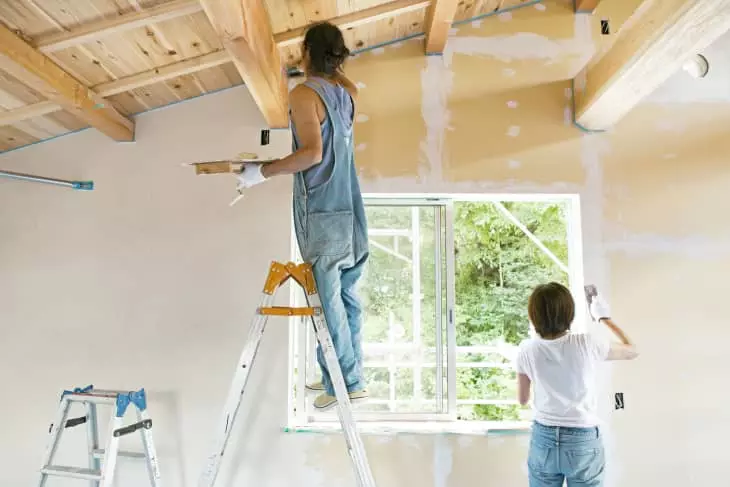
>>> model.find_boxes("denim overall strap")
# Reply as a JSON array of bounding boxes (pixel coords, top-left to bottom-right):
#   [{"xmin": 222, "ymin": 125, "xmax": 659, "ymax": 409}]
[{"xmin": 292, "ymin": 77, "xmax": 363, "ymax": 261}]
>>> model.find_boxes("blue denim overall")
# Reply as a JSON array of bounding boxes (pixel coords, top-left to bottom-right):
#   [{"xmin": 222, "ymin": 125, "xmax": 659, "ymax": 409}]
[{"xmin": 292, "ymin": 77, "xmax": 369, "ymax": 397}]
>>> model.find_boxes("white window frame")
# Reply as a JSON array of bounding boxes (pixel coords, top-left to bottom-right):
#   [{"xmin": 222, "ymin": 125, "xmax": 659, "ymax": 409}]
[{"xmin": 287, "ymin": 193, "xmax": 584, "ymax": 430}]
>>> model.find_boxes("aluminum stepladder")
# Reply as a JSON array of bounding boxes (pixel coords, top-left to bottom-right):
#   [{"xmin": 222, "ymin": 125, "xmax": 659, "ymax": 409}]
[
  {"xmin": 199, "ymin": 261, "xmax": 377, "ymax": 487},
  {"xmin": 38, "ymin": 385, "xmax": 161, "ymax": 487}
]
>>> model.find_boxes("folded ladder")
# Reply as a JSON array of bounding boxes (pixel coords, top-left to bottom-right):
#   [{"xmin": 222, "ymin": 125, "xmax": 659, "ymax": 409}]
[
  {"xmin": 199, "ymin": 261, "xmax": 377, "ymax": 487},
  {"xmin": 38, "ymin": 385, "xmax": 162, "ymax": 487}
]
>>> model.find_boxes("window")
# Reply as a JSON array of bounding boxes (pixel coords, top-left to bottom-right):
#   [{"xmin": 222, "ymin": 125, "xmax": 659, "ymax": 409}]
[{"xmin": 288, "ymin": 195, "xmax": 584, "ymax": 428}]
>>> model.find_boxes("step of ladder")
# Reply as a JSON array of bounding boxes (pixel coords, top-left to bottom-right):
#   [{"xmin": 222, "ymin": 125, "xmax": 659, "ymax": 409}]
[
  {"xmin": 41, "ymin": 465, "xmax": 102, "ymax": 481},
  {"xmin": 38, "ymin": 385, "xmax": 162, "ymax": 487},
  {"xmin": 91, "ymin": 448, "xmax": 147, "ymax": 459}
]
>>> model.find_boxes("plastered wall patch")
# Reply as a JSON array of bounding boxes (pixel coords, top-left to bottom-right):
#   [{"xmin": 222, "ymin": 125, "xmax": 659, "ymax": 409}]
[
  {"xmin": 356, "ymin": 143, "xmax": 367, "ymax": 152},
  {"xmin": 419, "ymin": 55, "xmax": 453, "ymax": 181},
  {"xmin": 471, "ymin": 20, "xmax": 482, "ymax": 28},
  {"xmin": 503, "ymin": 68, "xmax": 517, "ymax": 77},
  {"xmin": 372, "ymin": 47, "xmax": 386, "ymax": 55},
  {"xmin": 356, "ymin": 114, "xmax": 370, "ymax": 123},
  {"xmin": 535, "ymin": 3, "xmax": 547, "ymax": 11},
  {"xmin": 356, "ymin": 82, "xmax": 367, "ymax": 89},
  {"xmin": 433, "ymin": 436, "xmax": 453, "ymax": 487},
  {"xmin": 446, "ymin": 33, "xmax": 592, "ymax": 65},
  {"xmin": 508, "ymin": 159, "xmax": 522, "ymax": 169},
  {"xmin": 507, "ymin": 125, "xmax": 521, "ymax": 137},
  {"xmin": 507, "ymin": 100, "xmax": 519, "ymax": 108}
]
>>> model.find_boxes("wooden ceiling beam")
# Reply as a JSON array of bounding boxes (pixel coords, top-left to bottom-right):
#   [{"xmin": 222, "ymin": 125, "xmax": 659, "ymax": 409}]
[
  {"xmin": 35, "ymin": 0, "xmax": 203, "ymax": 54},
  {"xmin": 574, "ymin": 0, "xmax": 730, "ymax": 131},
  {"xmin": 424, "ymin": 0, "xmax": 460, "ymax": 54},
  {"xmin": 575, "ymin": 0, "xmax": 601, "ymax": 13},
  {"xmin": 0, "ymin": 23, "xmax": 134, "ymax": 141},
  {"xmin": 200, "ymin": 0, "xmax": 288, "ymax": 128},
  {"xmin": 0, "ymin": 50, "xmax": 232, "ymax": 127},
  {"xmin": 275, "ymin": 0, "xmax": 431, "ymax": 47}
]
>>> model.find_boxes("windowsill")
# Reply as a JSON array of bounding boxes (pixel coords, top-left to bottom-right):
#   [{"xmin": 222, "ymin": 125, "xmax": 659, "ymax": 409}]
[{"xmin": 283, "ymin": 420, "xmax": 532, "ymax": 436}]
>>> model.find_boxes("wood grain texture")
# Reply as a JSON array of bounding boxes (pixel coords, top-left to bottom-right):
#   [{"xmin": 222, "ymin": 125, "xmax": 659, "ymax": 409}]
[
  {"xmin": 35, "ymin": 0, "xmax": 204, "ymax": 53},
  {"xmin": 0, "ymin": 23, "xmax": 134, "ymax": 141},
  {"xmin": 575, "ymin": 0, "xmax": 600, "ymax": 13},
  {"xmin": 201, "ymin": 0, "xmax": 288, "ymax": 128},
  {"xmin": 424, "ymin": 0, "xmax": 460, "ymax": 53},
  {"xmin": 575, "ymin": 0, "xmax": 730, "ymax": 130}
]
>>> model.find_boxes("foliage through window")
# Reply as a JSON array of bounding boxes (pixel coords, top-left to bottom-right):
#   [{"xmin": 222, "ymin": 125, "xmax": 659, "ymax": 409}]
[{"xmin": 290, "ymin": 197, "xmax": 580, "ymax": 425}]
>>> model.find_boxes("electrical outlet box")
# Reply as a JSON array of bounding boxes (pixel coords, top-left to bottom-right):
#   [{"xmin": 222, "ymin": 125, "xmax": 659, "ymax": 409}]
[{"xmin": 614, "ymin": 392, "xmax": 624, "ymax": 410}]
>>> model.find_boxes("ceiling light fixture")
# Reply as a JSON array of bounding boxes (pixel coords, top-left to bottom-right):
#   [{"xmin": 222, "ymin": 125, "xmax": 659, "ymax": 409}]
[{"xmin": 682, "ymin": 54, "xmax": 710, "ymax": 79}]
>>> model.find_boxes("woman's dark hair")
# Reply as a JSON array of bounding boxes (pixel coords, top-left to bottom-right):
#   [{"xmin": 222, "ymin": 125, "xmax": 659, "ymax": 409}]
[
  {"xmin": 527, "ymin": 282, "xmax": 575, "ymax": 339},
  {"xmin": 303, "ymin": 22, "xmax": 350, "ymax": 76}
]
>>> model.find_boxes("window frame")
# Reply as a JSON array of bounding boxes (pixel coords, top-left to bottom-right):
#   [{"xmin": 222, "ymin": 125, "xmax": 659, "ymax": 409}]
[{"xmin": 288, "ymin": 194, "xmax": 584, "ymax": 429}]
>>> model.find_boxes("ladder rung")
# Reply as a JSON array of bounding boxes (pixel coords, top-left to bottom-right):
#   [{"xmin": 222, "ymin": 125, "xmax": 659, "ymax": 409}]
[
  {"xmin": 92, "ymin": 448, "xmax": 146, "ymax": 459},
  {"xmin": 65, "ymin": 392, "xmax": 117, "ymax": 404},
  {"xmin": 258, "ymin": 306, "xmax": 316, "ymax": 316},
  {"xmin": 41, "ymin": 466, "xmax": 102, "ymax": 481}
]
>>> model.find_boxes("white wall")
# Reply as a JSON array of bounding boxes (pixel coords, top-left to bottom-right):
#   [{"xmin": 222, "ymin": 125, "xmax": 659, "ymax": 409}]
[{"xmin": 0, "ymin": 86, "xmax": 299, "ymax": 486}]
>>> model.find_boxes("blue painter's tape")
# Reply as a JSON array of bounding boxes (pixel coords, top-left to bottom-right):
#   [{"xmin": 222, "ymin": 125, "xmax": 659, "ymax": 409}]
[
  {"xmin": 570, "ymin": 79, "xmax": 606, "ymax": 134},
  {"xmin": 453, "ymin": 0, "xmax": 544, "ymax": 26},
  {"xmin": 72, "ymin": 181, "xmax": 94, "ymax": 191},
  {"xmin": 350, "ymin": 32, "xmax": 425, "ymax": 57},
  {"xmin": 62, "ymin": 384, "xmax": 94, "ymax": 399}
]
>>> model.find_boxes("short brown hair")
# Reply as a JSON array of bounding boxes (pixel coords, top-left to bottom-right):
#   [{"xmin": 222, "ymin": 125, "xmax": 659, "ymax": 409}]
[{"xmin": 528, "ymin": 282, "xmax": 575, "ymax": 339}]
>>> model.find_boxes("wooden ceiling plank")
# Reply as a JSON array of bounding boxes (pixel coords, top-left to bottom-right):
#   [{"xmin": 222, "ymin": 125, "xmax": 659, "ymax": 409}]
[
  {"xmin": 0, "ymin": 50, "xmax": 232, "ymax": 127},
  {"xmin": 0, "ymin": 101, "xmax": 60, "ymax": 125},
  {"xmin": 575, "ymin": 0, "xmax": 601, "ymax": 13},
  {"xmin": 35, "ymin": 0, "xmax": 204, "ymax": 53},
  {"xmin": 0, "ymin": 23, "xmax": 134, "ymax": 141},
  {"xmin": 96, "ymin": 49, "xmax": 232, "ymax": 97},
  {"xmin": 574, "ymin": 0, "xmax": 730, "ymax": 131},
  {"xmin": 275, "ymin": 0, "xmax": 431, "ymax": 48},
  {"xmin": 424, "ymin": 0, "xmax": 459, "ymax": 54},
  {"xmin": 200, "ymin": 0, "xmax": 288, "ymax": 128}
]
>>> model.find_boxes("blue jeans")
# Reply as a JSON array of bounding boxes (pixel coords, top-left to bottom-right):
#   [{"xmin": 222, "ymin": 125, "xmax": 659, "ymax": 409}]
[
  {"xmin": 312, "ymin": 251, "xmax": 368, "ymax": 397},
  {"xmin": 528, "ymin": 422, "xmax": 605, "ymax": 487}
]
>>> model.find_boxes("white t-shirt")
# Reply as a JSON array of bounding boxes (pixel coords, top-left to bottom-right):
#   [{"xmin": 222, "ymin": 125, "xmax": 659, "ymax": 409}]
[{"xmin": 515, "ymin": 332, "xmax": 610, "ymax": 428}]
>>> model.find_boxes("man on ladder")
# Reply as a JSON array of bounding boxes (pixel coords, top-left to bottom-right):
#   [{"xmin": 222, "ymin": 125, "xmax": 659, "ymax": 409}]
[
  {"xmin": 200, "ymin": 20, "xmax": 377, "ymax": 487},
  {"xmin": 237, "ymin": 21, "xmax": 369, "ymax": 411}
]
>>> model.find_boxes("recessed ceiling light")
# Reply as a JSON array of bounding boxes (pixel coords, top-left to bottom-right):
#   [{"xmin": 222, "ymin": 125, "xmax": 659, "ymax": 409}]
[{"xmin": 682, "ymin": 54, "xmax": 710, "ymax": 79}]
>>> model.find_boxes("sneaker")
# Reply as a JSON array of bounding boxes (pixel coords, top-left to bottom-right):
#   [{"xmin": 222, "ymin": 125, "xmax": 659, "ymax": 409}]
[
  {"xmin": 305, "ymin": 381, "xmax": 325, "ymax": 392},
  {"xmin": 313, "ymin": 389, "xmax": 369, "ymax": 412}
]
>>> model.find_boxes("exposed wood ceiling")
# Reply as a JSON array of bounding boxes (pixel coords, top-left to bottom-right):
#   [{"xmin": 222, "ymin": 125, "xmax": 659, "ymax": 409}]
[
  {"xmin": 2, "ymin": 0, "xmax": 725, "ymax": 154},
  {"xmin": 0, "ymin": 0, "xmax": 540, "ymax": 152}
]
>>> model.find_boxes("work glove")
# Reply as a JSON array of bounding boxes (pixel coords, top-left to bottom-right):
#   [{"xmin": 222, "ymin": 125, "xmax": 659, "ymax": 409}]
[
  {"xmin": 589, "ymin": 294, "xmax": 611, "ymax": 322},
  {"xmin": 235, "ymin": 163, "xmax": 266, "ymax": 190}
]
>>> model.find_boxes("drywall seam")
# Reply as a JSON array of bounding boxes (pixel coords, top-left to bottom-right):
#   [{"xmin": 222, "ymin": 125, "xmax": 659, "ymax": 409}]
[
  {"xmin": 419, "ymin": 55, "xmax": 452, "ymax": 182},
  {"xmin": 603, "ymin": 231, "xmax": 730, "ymax": 258},
  {"xmin": 444, "ymin": 32, "xmax": 593, "ymax": 67},
  {"xmin": 433, "ymin": 436, "xmax": 453, "ymax": 487}
]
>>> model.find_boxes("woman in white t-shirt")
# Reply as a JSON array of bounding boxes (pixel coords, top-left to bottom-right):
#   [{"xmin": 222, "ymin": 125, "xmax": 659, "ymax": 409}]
[{"xmin": 515, "ymin": 282, "xmax": 638, "ymax": 487}]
